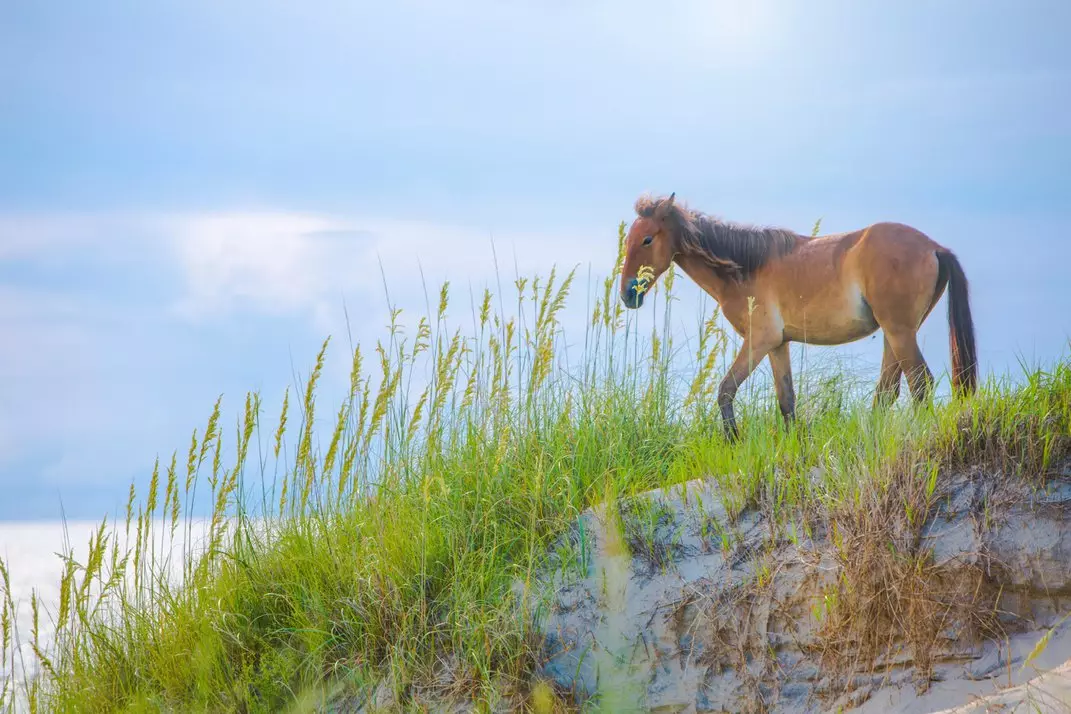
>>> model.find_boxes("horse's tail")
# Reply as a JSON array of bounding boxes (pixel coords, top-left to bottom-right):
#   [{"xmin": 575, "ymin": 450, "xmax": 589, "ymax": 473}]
[{"xmin": 937, "ymin": 250, "xmax": 978, "ymax": 395}]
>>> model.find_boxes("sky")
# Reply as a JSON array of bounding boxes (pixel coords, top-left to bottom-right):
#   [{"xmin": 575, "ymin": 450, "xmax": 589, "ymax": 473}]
[{"xmin": 1, "ymin": 0, "xmax": 1070, "ymax": 520}]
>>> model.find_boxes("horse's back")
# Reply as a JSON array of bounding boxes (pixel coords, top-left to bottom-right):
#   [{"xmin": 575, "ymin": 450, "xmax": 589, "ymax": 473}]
[{"xmin": 854, "ymin": 221, "xmax": 943, "ymax": 251}]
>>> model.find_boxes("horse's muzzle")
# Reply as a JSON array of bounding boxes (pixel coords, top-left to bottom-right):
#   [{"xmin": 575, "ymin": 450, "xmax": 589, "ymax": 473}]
[{"xmin": 621, "ymin": 278, "xmax": 645, "ymax": 309}]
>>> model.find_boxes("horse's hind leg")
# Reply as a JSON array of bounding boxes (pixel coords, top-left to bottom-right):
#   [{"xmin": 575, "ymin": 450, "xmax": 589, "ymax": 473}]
[
  {"xmin": 860, "ymin": 236, "xmax": 941, "ymax": 405},
  {"xmin": 883, "ymin": 329, "xmax": 934, "ymax": 403},
  {"xmin": 768, "ymin": 342, "xmax": 796, "ymax": 424},
  {"xmin": 872, "ymin": 336, "xmax": 903, "ymax": 409}
]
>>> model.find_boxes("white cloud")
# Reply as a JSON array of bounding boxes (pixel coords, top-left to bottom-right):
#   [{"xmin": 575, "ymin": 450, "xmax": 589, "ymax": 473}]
[
  {"xmin": 168, "ymin": 211, "xmax": 368, "ymax": 325},
  {"xmin": 165, "ymin": 209, "xmax": 617, "ymax": 335}
]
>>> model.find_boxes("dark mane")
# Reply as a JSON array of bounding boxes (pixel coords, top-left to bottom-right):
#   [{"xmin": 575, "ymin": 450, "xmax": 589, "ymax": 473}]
[{"xmin": 636, "ymin": 194, "xmax": 801, "ymax": 281}]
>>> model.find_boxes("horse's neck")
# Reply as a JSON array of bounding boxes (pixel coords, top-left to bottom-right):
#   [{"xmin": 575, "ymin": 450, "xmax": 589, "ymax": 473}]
[
  {"xmin": 673, "ymin": 253, "xmax": 735, "ymax": 303},
  {"xmin": 673, "ymin": 252, "xmax": 758, "ymax": 333}
]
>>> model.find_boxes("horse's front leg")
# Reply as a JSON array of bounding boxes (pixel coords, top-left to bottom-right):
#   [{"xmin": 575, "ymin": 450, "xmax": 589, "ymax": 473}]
[{"xmin": 717, "ymin": 339, "xmax": 774, "ymax": 442}]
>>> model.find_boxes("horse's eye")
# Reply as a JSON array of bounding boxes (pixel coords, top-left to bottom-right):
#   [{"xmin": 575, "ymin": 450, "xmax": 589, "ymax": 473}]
[{"xmin": 642, "ymin": 235, "xmax": 654, "ymax": 246}]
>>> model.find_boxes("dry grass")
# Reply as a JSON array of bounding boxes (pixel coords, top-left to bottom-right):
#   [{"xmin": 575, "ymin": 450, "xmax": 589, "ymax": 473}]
[{"xmin": 813, "ymin": 460, "xmax": 1001, "ymax": 700}]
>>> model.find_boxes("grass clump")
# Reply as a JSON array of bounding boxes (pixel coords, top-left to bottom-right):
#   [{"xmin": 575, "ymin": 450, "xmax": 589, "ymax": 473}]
[{"xmin": 1, "ymin": 221, "xmax": 1069, "ymax": 713}]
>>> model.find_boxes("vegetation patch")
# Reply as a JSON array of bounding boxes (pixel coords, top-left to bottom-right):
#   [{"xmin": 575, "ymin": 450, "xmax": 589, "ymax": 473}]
[{"xmin": 1, "ymin": 223, "xmax": 1069, "ymax": 713}]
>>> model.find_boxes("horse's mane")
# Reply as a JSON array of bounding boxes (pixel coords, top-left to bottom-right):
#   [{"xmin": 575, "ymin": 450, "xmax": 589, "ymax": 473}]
[{"xmin": 635, "ymin": 194, "xmax": 801, "ymax": 281}]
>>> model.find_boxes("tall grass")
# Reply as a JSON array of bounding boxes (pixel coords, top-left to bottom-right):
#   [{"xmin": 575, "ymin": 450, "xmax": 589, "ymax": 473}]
[{"xmin": 1, "ymin": 221, "xmax": 1069, "ymax": 713}]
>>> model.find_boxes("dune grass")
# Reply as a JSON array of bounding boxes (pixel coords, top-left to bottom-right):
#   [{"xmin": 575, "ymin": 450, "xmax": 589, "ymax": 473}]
[{"xmin": 2, "ymin": 222, "xmax": 1070, "ymax": 713}]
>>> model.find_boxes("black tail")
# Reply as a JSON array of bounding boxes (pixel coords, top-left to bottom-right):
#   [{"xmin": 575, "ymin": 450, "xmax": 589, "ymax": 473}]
[{"xmin": 937, "ymin": 250, "xmax": 978, "ymax": 395}]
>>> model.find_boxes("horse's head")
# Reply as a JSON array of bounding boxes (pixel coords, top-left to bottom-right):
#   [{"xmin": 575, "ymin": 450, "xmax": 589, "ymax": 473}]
[{"xmin": 620, "ymin": 192, "xmax": 681, "ymax": 309}]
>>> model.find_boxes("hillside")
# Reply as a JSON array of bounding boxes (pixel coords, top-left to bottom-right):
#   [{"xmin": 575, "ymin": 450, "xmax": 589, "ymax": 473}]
[{"xmin": 2, "ymin": 247, "xmax": 1069, "ymax": 713}]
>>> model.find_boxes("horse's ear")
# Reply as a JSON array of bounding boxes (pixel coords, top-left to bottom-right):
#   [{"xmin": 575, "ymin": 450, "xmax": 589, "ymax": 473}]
[{"xmin": 654, "ymin": 192, "xmax": 676, "ymax": 219}]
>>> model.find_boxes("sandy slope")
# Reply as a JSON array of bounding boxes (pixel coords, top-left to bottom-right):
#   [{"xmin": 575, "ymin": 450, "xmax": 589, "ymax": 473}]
[{"xmin": 529, "ymin": 471, "xmax": 1071, "ymax": 713}]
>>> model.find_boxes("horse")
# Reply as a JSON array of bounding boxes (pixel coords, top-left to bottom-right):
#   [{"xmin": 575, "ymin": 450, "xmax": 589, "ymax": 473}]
[{"xmin": 619, "ymin": 192, "xmax": 978, "ymax": 441}]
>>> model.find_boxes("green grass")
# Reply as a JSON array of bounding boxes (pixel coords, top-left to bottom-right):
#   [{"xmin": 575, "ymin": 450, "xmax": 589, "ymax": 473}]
[{"xmin": 2, "ymin": 222, "xmax": 1069, "ymax": 713}]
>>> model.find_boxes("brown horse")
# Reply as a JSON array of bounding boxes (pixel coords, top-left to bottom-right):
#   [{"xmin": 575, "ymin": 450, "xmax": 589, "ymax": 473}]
[{"xmin": 619, "ymin": 193, "xmax": 978, "ymax": 440}]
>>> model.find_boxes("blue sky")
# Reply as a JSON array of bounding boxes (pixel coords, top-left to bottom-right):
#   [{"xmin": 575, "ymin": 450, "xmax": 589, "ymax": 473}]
[{"xmin": 1, "ymin": 0, "xmax": 1069, "ymax": 520}]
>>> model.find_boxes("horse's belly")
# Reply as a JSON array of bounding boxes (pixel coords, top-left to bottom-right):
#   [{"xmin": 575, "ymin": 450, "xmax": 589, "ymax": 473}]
[{"xmin": 781, "ymin": 284, "xmax": 879, "ymax": 345}]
